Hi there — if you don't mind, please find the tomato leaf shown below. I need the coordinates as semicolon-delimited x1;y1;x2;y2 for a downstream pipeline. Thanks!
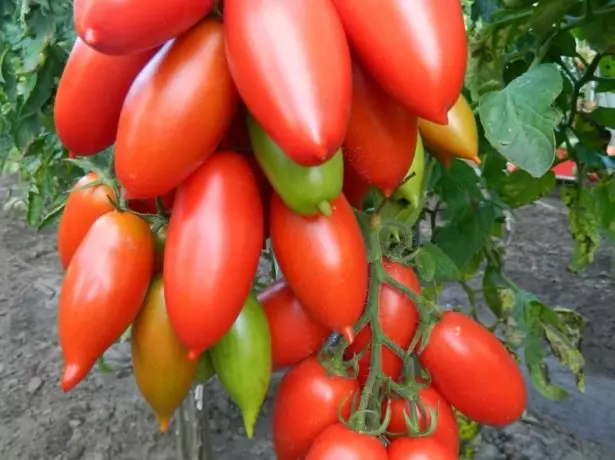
416;243;461;282
561;185;601;272
415;250;436;282
482;264;516;318
586;107;615;129
479;64;563;178
495;169;556;208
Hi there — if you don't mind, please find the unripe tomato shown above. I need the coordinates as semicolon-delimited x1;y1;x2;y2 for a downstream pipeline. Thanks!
393;135;426;209
306;424;388;459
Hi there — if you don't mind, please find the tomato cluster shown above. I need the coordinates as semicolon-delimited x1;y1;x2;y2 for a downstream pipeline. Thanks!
53;1;525;458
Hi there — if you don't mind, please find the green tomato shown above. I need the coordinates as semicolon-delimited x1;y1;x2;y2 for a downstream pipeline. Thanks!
196;352;215;383
247;114;343;217
210;293;272;438
393;134;425;208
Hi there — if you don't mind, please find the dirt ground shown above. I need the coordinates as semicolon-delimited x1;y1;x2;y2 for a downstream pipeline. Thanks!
0;174;614;460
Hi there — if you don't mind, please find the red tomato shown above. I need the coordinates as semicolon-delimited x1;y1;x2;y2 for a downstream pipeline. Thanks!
306;424;388;460
258;279;330;370
343;160;371;210
345;260;419;386
330;0;467;124
388;436;456;460
273;357;359;460
124;189;176;215
59;211;154;392
224;0;352;166
57;172;115;269
344;62;417;196
220;104;253;152
419;311;527;426
386;385;459;454
54;39;156;156
270;194;368;343
245;155;272;243
74;0;214;55
115;18;238;199
164;151;263;359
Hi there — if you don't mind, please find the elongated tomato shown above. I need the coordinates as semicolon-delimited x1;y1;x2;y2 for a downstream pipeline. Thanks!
164;151;263;359
270;194;368;343
343;159;371;210
344;62;417;196
306;424;388;460
419;311;527;426
388;437;455;460
224;0;352;166
258;279;330;370
115;18;238;199
59;212;154;392
74;0;215;55
57;172;115;269
54;39;156;156
331;0;467;124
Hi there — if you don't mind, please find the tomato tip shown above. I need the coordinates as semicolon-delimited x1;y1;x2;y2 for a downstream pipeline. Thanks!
187;349;199;361
158;417;171;433
60;362;84;392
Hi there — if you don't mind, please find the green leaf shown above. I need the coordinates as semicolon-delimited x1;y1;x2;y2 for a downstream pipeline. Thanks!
496;170;556;208
479;64;563;178
37;201;65;230
417;243;461;282
526;359;570;400
482;265;516;317
561;186;601;272
415;250;436;283
528;0;578;41
587;107;615;129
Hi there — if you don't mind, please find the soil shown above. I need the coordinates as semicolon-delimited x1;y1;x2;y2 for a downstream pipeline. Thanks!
0;174;614;460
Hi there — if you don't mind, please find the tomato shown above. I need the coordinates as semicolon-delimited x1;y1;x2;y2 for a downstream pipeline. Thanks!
418;311;527;426
54;39;156;156
342;160;371;210
74;0;214;55
273;356;359;460
270;194;368;343
393;135;426;209
257;279;330;370
196;352;216;383
125;189;176;215
244;155;272;244
57;173;115;269
210;293;272;438
330;0;467;124
220;104;253;152
152;225;167;275
306;424;388;460
418;95;480;165
59;211;154;392
224;0;352;166
164;151;263;359
346;260;419;386
131;276;197;433
344;61;417;197
386;385;459;454
388;436;456;460
248;116;343;217
115;18;238;199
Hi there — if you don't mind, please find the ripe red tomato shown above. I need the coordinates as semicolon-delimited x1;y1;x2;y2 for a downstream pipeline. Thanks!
124;189;176;215
330;0;467;124
224;0;352;166
74;0;214;55
344;62;417;196
258;279;330;370
59;211;154;392
54;39;156;156
306;424;388;460
273;356;359;460
57;172;115;269
388;436;456;460
164;151;263;359
386;385;459;454
270;194;368;343
115;18;238;199
245;155;272;243
419;311;527;426
343;160;371;210
345;260;419;386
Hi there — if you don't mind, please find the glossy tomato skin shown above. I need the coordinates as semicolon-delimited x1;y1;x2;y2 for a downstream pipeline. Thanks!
331;0;467;124
54;39;156;156
342;160;371;210
270;194;368;343
306;424;388;460
152;225;168;275
418;95;480;164
248;116;343;216
273;357;359;460
224;0;352;166
116;18;238;199
258;279;330;370
57;172;115;269
388;436;456;460
344;62;417;197
419;311;527;426
131;276;197;433
346;260;419;386
74;0;214;55
125;189;176;215
164;151;263;359
59;211;154;391
387;385;459;454
210;293;272;438
393;135;426;209
244;155;272;243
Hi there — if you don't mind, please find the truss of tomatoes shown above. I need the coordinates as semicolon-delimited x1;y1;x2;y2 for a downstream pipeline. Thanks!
54;0;527;457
